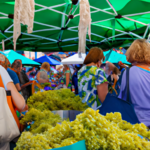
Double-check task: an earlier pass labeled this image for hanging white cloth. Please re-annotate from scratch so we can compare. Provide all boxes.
[78,0,91,53]
[13,0,35,50]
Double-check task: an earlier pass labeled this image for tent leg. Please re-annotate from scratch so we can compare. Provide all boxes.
[35,52,37,59]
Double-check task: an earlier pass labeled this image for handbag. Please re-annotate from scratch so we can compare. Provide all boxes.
[0,75,20,150]
[99,67,140,124]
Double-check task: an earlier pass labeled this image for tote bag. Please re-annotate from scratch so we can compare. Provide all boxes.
[0,76,20,150]
[99,67,140,124]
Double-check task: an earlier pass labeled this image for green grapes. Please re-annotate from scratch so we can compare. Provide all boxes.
[16,108,150,150]
[20,108,62,133]
[14,132,52,150]
[105,112,150,140]
[27,89,88,111]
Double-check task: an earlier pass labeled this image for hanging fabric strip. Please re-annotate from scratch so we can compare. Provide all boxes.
[2,40,4,51]
[13,0,35,50]
[78,0,91,54]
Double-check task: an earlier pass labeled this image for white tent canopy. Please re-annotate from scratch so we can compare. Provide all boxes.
[61,53,86,65]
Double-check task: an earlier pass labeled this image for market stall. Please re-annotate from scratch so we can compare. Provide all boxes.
[61,53,86,64]
[34,55,62,65]
[1,0,150,150]
[3,50,40,65]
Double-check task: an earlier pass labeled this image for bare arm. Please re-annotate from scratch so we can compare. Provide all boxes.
[97,82,108,103]
[15,83,21,91]
[7,82,26,112]
[66,72,70,87]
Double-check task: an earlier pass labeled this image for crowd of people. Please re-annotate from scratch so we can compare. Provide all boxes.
[0,39,150,149]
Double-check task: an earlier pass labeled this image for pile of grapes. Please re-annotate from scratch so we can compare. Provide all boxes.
[27,89,88,111]
[15,108,150,150]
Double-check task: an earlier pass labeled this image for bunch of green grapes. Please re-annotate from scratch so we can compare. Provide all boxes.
[27,89,88,111]
[105,112,150,140]
[20,108,62,133]
[14,132,52,150]
[16,108,150,150]
[15,122,77,150]
[71,108,150,150]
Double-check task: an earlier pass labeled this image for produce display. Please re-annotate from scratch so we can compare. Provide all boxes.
[20,108,62,134]
[27,89,88,111]
[105,112,150,139]
[15,108,150,150]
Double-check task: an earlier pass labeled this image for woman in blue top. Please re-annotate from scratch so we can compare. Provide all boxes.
[7,68,21,91]
[119,39,150,127]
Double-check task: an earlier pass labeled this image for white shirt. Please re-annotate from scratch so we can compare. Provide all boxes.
[0,65,13,90]
[68,65,75,75]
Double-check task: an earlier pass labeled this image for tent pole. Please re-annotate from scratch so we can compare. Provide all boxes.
[32,29,59,33]
[65,5,79,26]
[92,18,114,24]
[129,32,143,39]
[112,19,116,41]
[35,3,66,12]
[34,21,60,29]
[58,4,69,41]
[124,11,150,17]
[0,12,8,17]
[90,5,116,16]
[0,17,7,19]
[143,24,150,39]
[35,3,68,16]
[106,0,117,15]
[4,24,14,32]
[122,16,147,26]
[35,52,37,59]
[29,52,31,59]
[68,28,105,39]
[0,31,13,45]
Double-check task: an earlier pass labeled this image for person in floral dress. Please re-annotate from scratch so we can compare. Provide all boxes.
[78,47,108,110]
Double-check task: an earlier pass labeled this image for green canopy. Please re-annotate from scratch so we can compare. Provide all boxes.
[3,50,40,65]
[0,0,150,52]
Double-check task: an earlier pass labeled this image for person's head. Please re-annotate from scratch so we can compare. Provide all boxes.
[126,39,150,64]
[11,59,22,73]
[63,65,69,70]
[41,62,50,72]
[0,53,10,69]
[112,67,121,75]
[84,47,105,67]
[105,61,115,71]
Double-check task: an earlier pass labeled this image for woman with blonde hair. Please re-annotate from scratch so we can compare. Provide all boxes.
[78,47,108,109]
[119,39,150,127]
[36,62,50,84]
